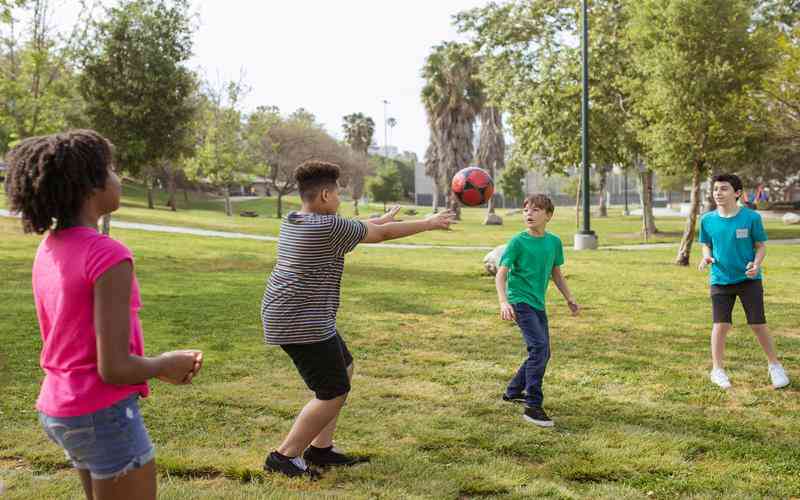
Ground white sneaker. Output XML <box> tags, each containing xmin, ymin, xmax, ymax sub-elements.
<box><xmin>769</xmin><ymin>363</ymin><xmax>790</xmax><ymax>389</ymax></box>
<box><xmin>710</xmin><ymin>368</ymin><xmax>732</xmax><ymax>389</ymax></box>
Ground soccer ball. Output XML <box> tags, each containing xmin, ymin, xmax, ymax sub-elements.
<box><xmin>451</xmin><ymin>167</ymin><xmax>494</xmax><ymax>207</ymax></box>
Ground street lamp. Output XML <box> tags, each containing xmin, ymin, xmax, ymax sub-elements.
<box><xmin>574</xmin><ymin>0</ymin><xmax>598</xmax><ymax>250</ymax></box>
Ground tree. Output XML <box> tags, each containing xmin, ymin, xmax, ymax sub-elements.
<box><xmin>628</xmin><ymin>0</ymin><xmax>777</xmax><ymax>265</ymax></box>
<box><xmin>477</xmin><ymin>105</ymin><xmax>505</xmax><ymax>222</ymax></box>
<box><xmin>497</xmin><ymin>157</ymin><xmax>527</xmax><ymax>208</ymax></box>
<box><xmin>185</xmin><ymin>79</ymin><xmax>247</xmax><ymax>217</ymax></box>
<box><xmin>421</xmin><ymin>41</ymin><xmax>483</xmax><ymax>219</ymax></box>
<box><xmin>596</xmin><ymin>165</ymin><xmax>612</xmax><ymax>217</ymax></box>
<box><xmin>259</xmin><ymin>116</ymin><xmax>362</xmax><ymax>219</ymax></box>
<box><xmin>0</xmin><ymin>0</ymin><xmax>89</xmax><ymax>150</ymax></box>
<box><xmin>367</xmin><ymin>163</ymin><xmax>402</xmax><ymax>211</ymax></box>
<box><xmin>342</xmin><ymin>112</ymin><xmax>375</xmax><ymax>215</ymax></box>
<box><xmin>81</xmin><ymin>0</ymin><xmax>198</xmax><ymax>211</ymax></box>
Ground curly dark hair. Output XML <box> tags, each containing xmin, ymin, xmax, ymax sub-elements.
<box><xmin>523</xmin><ymin>193</ymin><xmax>555</xmax><ymax>215</ymax></box>
<box><xmin>5</xmin><ymin>129</ymin><xmax>114</xmax><ymax>234</ymax></box>
<box><xmin>294</xmin><ymin>160</ymin><xmax>340</xmax><ymax>202</ymax></box>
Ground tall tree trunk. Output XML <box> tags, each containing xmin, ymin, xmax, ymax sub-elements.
<box><xmin>183</xmin><ymin>187</ymin><xmax>189</xmax><ymax>204</ymax></box>
<box><xmin>146</xmin><ymin>176</ymin><xmax>155</xmax><ymax>210</ymax></box>
<box><xmin>638</xmin><ymin>165</ymin><xmax>658</xmax><ymax>240</ymax></box>
<box><xmin>704</xmin><ymin>172</ymin><xmax>717</xmax><ymax>213</ymax></box>
<box><xmin>598</xmin><ymin>168</ymin><xmax>608</xmax><ymax>217</ymax></box>
<box><xmin>224</xmin><ymin>192</ymin><xmax>232</xmax><ymax>216</ymax></box>
<box><xmin>447</xmin><ymin>191</ymin><xmax>461</xmax><ymax>219</ymax></box>
<box><xmin>352</xmin><ymin>173</ymin><xmax>364</xmax><ymax>216</ymax></box>
<box><xmin>277</xmin><ymin>193</ymin><xmax>283</xmax><ymax>219</ymax></box>
<box><xmin>432</xmin><ymin>186</ymin><xmax>440</xmax><ymax>213</ymax></box>
<box><xmin>100</xmin><ymin>214</ymin><xmax>111</xmax><ymax>235</ymax></box>
<box><xmin>676</xmin><ymin>162</ymin><xmax>704</xmax><ymax>266</ymax></box>
<box><xmin>166</xmin><ymin>166</ymin><xmax>177</xmax><ymax>212</ymax></box>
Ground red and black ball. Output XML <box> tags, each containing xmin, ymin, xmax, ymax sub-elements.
<box><xmin>451</xmin><ymin>167</ymin><xmax>494</xmax><ymax>207</ymax></box>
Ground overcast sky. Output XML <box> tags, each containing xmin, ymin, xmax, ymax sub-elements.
<box><xmin>188</xmin><ymin>0</ymin><xmax>489</xmax><ymax>160</ymax></box>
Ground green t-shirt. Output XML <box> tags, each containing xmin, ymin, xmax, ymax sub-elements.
<box><xmin>499</xmin><ymin>231</ymin><xmax>564</xmax><ymax>311</ymax></box>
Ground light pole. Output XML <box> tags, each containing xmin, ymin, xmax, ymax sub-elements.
<box><xmin>575</xmin><ymin>0</ymin><xmax>598</xmax><ymax>250</ymax></box>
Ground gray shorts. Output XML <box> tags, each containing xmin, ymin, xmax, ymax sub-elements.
<box><xmin>710</xmin><ymin>279</ymin><xmax>766</xmax><ymax>325</ymax></box>
<box><xmin>39</xmin><ymin>394</ymin><xmax>154</xmax><ymax>480</ymax></box>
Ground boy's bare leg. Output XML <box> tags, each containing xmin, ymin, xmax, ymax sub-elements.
<box><xmin>750</xmin><ymin>324</ymin><xmax>779</xmax><ymax>364</ymax></box>
<box><xmin>277</xmin><ymin>396</ymin><xmax>346</xmax><ymax>458</ymax></box>
<box><xmin>311</xmin><ymin>364</ymin><xmax>353</xmax><ymax>448</ymax></box>
<box><xmin>711</xmin><ymin>323</ymin><xmax>732</xmax><ymax>370</ymax></box>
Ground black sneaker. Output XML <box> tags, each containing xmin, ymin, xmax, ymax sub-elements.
<box><xmin>502</xmin><ymin>392</ymin><xmax>526</xmax><ymax>404</ymax></box>
<box><xmin>523</xmin><ymin>406</ymin><xmax>554</xmax><ymax>427</ymax></box>
<box><xmin>303</xmin><ymin>445</ymin><xmax>368</xmax><ymax>467</ymax></box>
<box><xmin>264</xmin><ymin>451</ymin><xmax>321</xmax><ymax>479</ymax></box>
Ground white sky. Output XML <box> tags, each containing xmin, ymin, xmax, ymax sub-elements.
<box><xmin>188</xmin><ymin>0</ymin><xmax>489</xmax><ymax>160</ymax></box>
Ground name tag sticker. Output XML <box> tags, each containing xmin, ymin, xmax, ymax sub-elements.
<box><xmin>736</xmin><ymin>228</ymin><xmax>749</xmax><ymax>239</ymax></box>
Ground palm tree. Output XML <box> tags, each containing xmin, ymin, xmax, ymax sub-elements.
<box><xmin>342</xmin><ymin>112</ymin><xmax>375</xmax><ymax>215</ymax></box>
<box><xmin>421</xmin><ymin>42</ymin><xmax>483</xmax><ymax>219</ymax></box>
<box><xmin>477</xmin><ymin>105</ymin><xmax>505</xmax><ymax>222</ymax></box>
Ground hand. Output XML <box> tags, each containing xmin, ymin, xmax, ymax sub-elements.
<box><xmin>698</xmin><ymin>255</ymin><xmax>715</xmax><ymax>271</ymax></box>
<box><xmin>425</xmin><ymin>210</ymin><xmax>457</xmax><ymax>230</ymax></box>
<box><xmin>745</xmin><ymin>261</ymin><xmax>760</xmax><ymax>278</ymax></box>
<box><xmin>567</xmin><ymin>299</ymin><xmax>580</xmax><ymax>316</ymax></box>
<box><xmin>157</xmin><ymin>350</ymin><xmax>203</xmax><ymax>385</ymax></box>
<box><xmin>376</xmin><ymin>206</ymin><xmax>402</xmax><ymax>225</ymax></box>
<box><xmin>500</xmin><ymin>301</ymin><xmax>516</xmax><ymax>321</ymax></box>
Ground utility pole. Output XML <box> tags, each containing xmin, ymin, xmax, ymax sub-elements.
<box><xmin>574</xmin><ymin>0</ymin><xmax>598</xmax><ymax>250</ymax></box>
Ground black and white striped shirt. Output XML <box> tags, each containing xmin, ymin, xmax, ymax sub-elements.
<box><xmin>261</xmin><ymin>212</ymin><xmax>367</xmax><ymax>345</ymax></box>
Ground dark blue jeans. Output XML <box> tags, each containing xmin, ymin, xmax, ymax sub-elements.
<box><xmin>506</xmin><ymin>303</ymin><xmax>550</xmax><ymax>407</ymax></box>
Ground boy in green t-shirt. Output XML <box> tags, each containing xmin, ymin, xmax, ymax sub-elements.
<box><xmin>495</xmin><ymin>194</ymin><xmax>579</xmax><ymax>427</ymax></box>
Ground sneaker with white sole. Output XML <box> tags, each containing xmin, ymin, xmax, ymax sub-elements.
<box><xmin>523</xmin><ymin>406</ymin><xmax>554</xmax><ymax>427</ymax></box>
<box><xmin>710</xmin><ymin>368</ymin><xmax>732</xmax><ymax>389</ymax></box>
<box><xmin>769</xmin><ymin>363</ymin><xmax>790</xmax><ymax>389</ymax></box>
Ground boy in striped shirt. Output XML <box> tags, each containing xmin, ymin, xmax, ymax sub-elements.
<box><xmin>261</xmin><ymin>160</ymin><xmax>455</xmax><ymax>478</ymax></box>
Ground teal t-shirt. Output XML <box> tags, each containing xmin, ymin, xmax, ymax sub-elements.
<box><xmin>698</xmin><ymin>207</ymin><xmax>768</xmax><ymax>286</ymax></box>
<box><xmin>499</xmin><ymin>231</ymin><xmax>564</xmax><ymax>311</ymax></box>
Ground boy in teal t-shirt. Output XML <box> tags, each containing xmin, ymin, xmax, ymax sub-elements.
<box><xmin>495</xmin><ymin>194</ymin><xmax>579</xmax><ymax>427</ymax></box>
<box><xmin>698</xmin><ymin>173</ymin><xmax>789</xmax><ymax>390</ymax></box>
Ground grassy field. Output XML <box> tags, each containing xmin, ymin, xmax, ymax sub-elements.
<box><xmin>1</xmin><ymin>214</ymin><xmax>799</xmax><ymax>499</ymax></box>
<box><xmin>5</xmin><ymin>180</ymin><xmax>799</xmax><ymax>248</ymax></box>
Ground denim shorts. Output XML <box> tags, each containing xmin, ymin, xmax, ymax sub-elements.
<box><xmin>38</xmin><ymin>394</ymin><xmax>155</xmax><ymax>480</ymax></box>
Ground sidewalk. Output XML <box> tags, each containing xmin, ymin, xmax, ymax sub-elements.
<box><xmin>2</xmin><ymin>209</ymin><xmax>798</xmax><ymax>251</ymax></box>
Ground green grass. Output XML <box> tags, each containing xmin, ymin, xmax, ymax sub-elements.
<box><xmin>5</xmin><ymin>180</ymin><xmax>798</xmax><ymax>248</ymax></box>
<box><xmin>1</xmin><ymin>216</ymin><xmax>799</xmax><ymax>499</ymax></box>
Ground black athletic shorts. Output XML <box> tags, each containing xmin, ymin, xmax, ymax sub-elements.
<box><xmin>710</xmin><ymin>279</ymin><xmax>766</xmax><ymax>325</ymax></box>
<box><xmin>281</xmin><ymin>333</ymin><xmax>353</xmax><ymax>400</ymax></box>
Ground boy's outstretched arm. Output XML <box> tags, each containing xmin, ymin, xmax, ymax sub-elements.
<box><xmin>496</xmin><ymin>266</ymin><xmax>516</xmax><ymax>321</ymax></box>
<box><xmin>551</xmin><ymin>266</ymin><xmax>579</xmax><ymax>316</ymax></box>
<box><xmin>361</xmin><ymin>210</ymin><xmax>455</xmax><ymax>244</ymax></box>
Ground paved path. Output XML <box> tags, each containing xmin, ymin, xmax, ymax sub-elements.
<box><xmin>2</xmin><ymin>209</ymin><xmax>798</xmax><ymax>251</ymax></box>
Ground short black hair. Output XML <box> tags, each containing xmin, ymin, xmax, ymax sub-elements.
<box><xmin>294</xmin><ymin>160</ymin><xmax>340</xmax><ymax>202</ymax></box>
<box><xmin>523</xmin><ymin>193</ymin><xmax>555</xmax><ymax>214</ymax></box>
<box><xmin>712</xmin><ymin>173</ymin><xmax>743</xmax><ymax>198</ymax></box>
<box><xmin>5</xmin><ymin>129</ymin><xmax>113</xmax><ymax>234</ymax></box>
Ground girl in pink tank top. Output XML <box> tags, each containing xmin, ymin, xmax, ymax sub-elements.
<box><xmin>5</xmin><ymin>129</ymin><xmax>203</xmax><ymax>500</ymax></box>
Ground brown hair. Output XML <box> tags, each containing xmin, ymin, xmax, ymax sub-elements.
<box><xmin>523</xmin><ymin>194</ymin><xmax>555</xmax><ymax>214</ymax></box>
<box><xmin>5</xmin><ymin>129</ymin><xmax>113</xmax><ymax>234</ymax></box>
<box><xmin>294</xmin><ymin>160</ymin><xmax>340</xmax><ymax>202</ymax></box>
